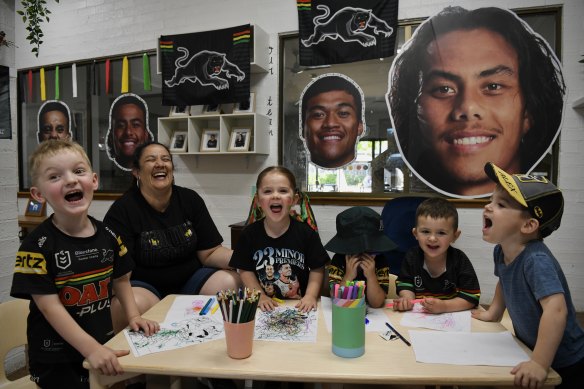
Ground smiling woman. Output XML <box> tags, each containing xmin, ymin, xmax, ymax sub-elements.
<box><xmin>103</xmin><ymin>141</ymin><xmax>241</xmax><ymax>332</ymax></box>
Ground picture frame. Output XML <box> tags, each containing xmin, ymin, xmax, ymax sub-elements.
<box><xmin>169</xmin><ymin>105</ymin><xmax>190</xmax><ymax>116</ymax></box>
<box><xmin>25</xmin><ymin>196</ymin><xmax>46</xmax><ymax>217</ymax></box>
<box><xmin>169</xmin><ymin>130</ymin><xmax>188</xmax><ymax>152</ymax></box>
<box><xmin>228</xmin><ymin>128</ymin><xmax>251</xmax><ymax>151</ymax></box>
<box><xmin>233</xmin><ymin>92</ymin><xmax>255</xmax><ymax>113</ymax></box>
<box><xmin>203</xmin><ymin>104</ymin><xmax>222</xmax><ymax>114</ymax></box>
<box><xmin>200</xmin><ymin>129</ymin><xmax>220</xmax><ymax>152</ymax></box>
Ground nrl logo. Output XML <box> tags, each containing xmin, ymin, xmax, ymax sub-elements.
<box><xmin>55</xmin><ymin>250</ymin><xmax>71</xmax><ymax>270</ymax></box>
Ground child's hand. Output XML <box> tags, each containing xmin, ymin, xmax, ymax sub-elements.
<box><xmin>359</xmin><ymin>253</ymin><xmax>376</xmax><ymax>279</ymax></box>
<box><xmin>420</xmin><ymin>297</ymin><xmax>444</xmax><ymax>313</ymax></box>
<box><xmin>471</xmin><ymin>308</ymin><xmax>496</xmax><ymax>322</ymax></box>
<box><xmin>258</xmin><ymin>293</ymin><xmax>277</xmax><ymax>312</ymax></box>
<box><xmin>344</xmin><ymin>254</ymin><xmax>361</xmax><ymax>281</ymax></box>
<box><xmin>511</xmin><ymin>360</ymin><xmax>548</xmax><ymax>388</ymax></box>
<box><xmin>128</xmin><ymin>316</ymin><xmax>159</xmax><ymax>336</ymax></box>
<box><xmin>296</xmin><ymin>295</ymin><xmax>317</xmax><ymax>312</ymax></box>
<box><xmin>86</xmin><ymin>345</ymin><xmax>129</xmax><ymax>376</ymax></box>
<box><xmin>392</xmin><ymin>297</ymin><xmax>416</xmax><ymax>311</ymax></box>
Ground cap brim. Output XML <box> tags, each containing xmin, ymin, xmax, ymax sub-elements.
<box><xmin>324</xmin><ymin>233</ymin><xmax>397</xmax><ymax>254</ymax></box>
<box><xmin>484</xmin><ymin>162</ymin><xmax>527</xmax><ymax>207</ymax></box>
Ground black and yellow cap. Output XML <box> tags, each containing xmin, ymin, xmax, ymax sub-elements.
<box><xmin>485</xmin><ymin>162</ymin><xmax>564</xmax><ymax>238</ymax></box>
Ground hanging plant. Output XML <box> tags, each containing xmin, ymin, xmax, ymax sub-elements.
<box><xmin>16</xmin><ymin>0</ymin><xmax>60</xmax><ymax>57</ymax></box>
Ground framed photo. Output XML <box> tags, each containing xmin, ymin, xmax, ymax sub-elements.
<box><xmin>169</xmin><ymin>105</ymin><xmax>190</xmax><ymax>116</ymax></box>
<box><xmin>169</xmin><ymin>130</ymin><xmax>188</xmax><ymax>152</ymax></box>
<box><xmin>200</xmin><ymin>129</ymin><xmax>220</xmax><ymax>152</ymax></box>
<box><xmin>25</xmin><ymin>196</ymin><xmax>46</xmax><ymax>217</ymax></box>
<box><xmin>234</xmin><ymin>92</ymin><xmax>255</xmax><ymax>113</ymax></box>
<box><xmin>203</xmin><ymin>104</ymin><xmax>222</xmax><ymax>114</ymax></box>
<box><xmin>228</xmin><ymin>128</ymin><xmax>251</xmax><ymax>151</ymax></box>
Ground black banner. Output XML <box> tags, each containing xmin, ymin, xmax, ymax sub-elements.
<box><xmin>160</xmin><ymin>24</ymin><xmax>251</xmax><ymax>106</ymax></box>
<box><xmin>298</xmin><ymin>0</ymin><xmax>399</xmax><ymax>66</ymax></box>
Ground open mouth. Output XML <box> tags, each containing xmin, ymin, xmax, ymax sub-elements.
<box><xmin>65</xmin><ymin>190</ymin><xmax>83</xmax><ymax>202</ymax></box>
<box><xmin>153</xmin><ymin>171</ymin><xmax>167</xmax><ymax>179</ymax></box>
<box><xmin>484</xmin><ymin>216</ymin><xmax>493</xmax><ymax>229</ymax></box>
<box><xmin>270</xmin><ymin>204</ymin><xmax>283</xmax><ymax>213</ymax></box>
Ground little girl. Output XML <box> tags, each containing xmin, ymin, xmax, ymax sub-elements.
<box><xmin>229</xmin><ymin>166</ymin><xmax>329</xmax><ymax>312</ymax></box>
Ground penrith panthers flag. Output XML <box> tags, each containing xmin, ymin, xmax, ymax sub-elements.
<box><xmin>160</xmin><ymin>25</ymin><xmax>251</xmax><ymax>106</ymax></box>
<box><xmin>298</xmin><ymin>0</ymin><xmax>399</xmax><ymax>66</ymax></box>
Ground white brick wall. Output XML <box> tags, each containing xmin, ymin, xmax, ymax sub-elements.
<box><xmin>3</xmin><ymin>0</ymin><xmax>584</xmax><ymax>311</ymax></box>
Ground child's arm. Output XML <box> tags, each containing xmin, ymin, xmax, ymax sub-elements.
<box><xmin>240</xmin><ymin>269</ymin><xmax>277</xmax><ymax>312</ymax></box>
<box><xmin>112</xmin><ymin>274</ymin><xmax>159</xmax><ymax>336</ymax></box>
<box><xmin>32</xmin><ymin>294</ymin><xmax>128</xmax><ymax>376</ymax></box>
<box><xmin>420</xmin><ymin>296</ymin><xmax>475</xmax><ymax>314</ymax></box>
<box><xmin>510</xmin><ymin>293</ymin><xmax>567</xmax><ymax>388</ymax></box>
<box><xmin>472</xmin><ymin>281</ymin><xmax>506</xmax><ymax>322</ymax></box>
<box><xmin>296</xmin><ymin>266</ymin><xmax>324</xmax><ymax>313</ymax></box>
<box><xmin>359</xmin><ymin>253</ymin><xmax>385</xmax><ymax>308</ymax></box>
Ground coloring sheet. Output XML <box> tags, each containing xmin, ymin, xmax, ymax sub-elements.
<box><xmin>124</xmin><ymin>295</ymin><xmax>225</xmax><ymax>357</ymax></box>
<box><xmin>164</xmin><ymin>295</ymin><xmax>224</xmax><ymax>323</ymax></box>
<box><xmin>410</xmin><ymin>330</ymin><xmax>529</xmax><ymax>366</ymax></box>
<box><xmin>254</xmin><ymin>307</ymin><xmax>318</xmax><ymax>342</ymax></box>
<box><xmin>400</xmin><ymin>303</ymin><xmax>471</xmax><ymax>332</ymax></box>
<box><xmin>320</xmin><ymin>296</ymin><xmax>389</xmax><ymax>333</ymax></box>
<box><xmin>124</xmin><ymin>315</ymin><xmax>224</xmax><ymax>357</ymax></box>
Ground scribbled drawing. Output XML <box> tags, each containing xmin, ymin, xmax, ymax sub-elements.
<box><xmin>400</xmin><ymin>303</ymin><xmax>471</xmax><ymax>332</ymax></box>
<box><xmin>125</xmin><ymin>316</ymin><xmax>224</xmax><ymax>356</ymax></box>
<box><xmin>254</xmin><ymin>307</ymin><xmax>318</xmax><ymax>342</ymax></box>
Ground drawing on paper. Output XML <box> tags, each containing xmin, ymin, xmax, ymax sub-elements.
<box><xmin>254</xmin><ymin>307</ymin><xmax>318</xmax><ymax>342</ymax></box>
<box><xmin>125</xmin><ymin>316</ymin><xmax>224</xmax><ymax>356</ymax></box>
<box><xmin>400</xmin><ymin>303</ymin><xmax>471</xmax><ymax>332</ymax></box>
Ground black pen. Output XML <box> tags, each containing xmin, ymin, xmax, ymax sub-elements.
<box><xmin>385</xmin><ymin>322</ymin><xmax>411</xmax><ymax>347</ymax></box>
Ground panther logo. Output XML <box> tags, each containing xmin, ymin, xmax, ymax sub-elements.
<box><xmin>164</xmin><ymin>48</ymin><xmax>246</xmax><ymax>90</ymax></box>
<box><xmin>302</xmin><ymin>5</ymin><xmax>393</xmax><ymax>48</ymax></box>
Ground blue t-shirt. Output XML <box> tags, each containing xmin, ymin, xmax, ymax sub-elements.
<box><xmin>495</xmin><ymin>240</ymin><xmax>584</xmax><ymax>369</ymax></box>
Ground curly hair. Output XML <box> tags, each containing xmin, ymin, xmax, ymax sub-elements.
<box><xmin>37</xmin><ymin>100</ymin><xmax>72</xmax><ymax>143</ymax></box>
<box><xmin>388</xmin><ymin>6</ymin><xmax>565</xmax><ymax>172</ymax></box>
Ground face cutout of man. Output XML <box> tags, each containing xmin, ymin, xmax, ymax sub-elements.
<box><xmin>37</xmin><ymin>101</ymin><xmax>72</xmax><ymax>143</ymax></box>
<box><xmin>106</xmin><ymin>94</ymin><xmax>153</xmax><ymax>171</ymax></box>
<box><xmin>417</xmin><ymin>28</ymin><xmax>531</xmax><ymax>195</ymax></box>
<box><xmin>300</xmin><ymin>74</ymin><xmax>365</xmax><ymax>169</ymax></box>
<box><xmin>387</xmin><ymin>6</ymin><xmax>565</xmax><ymax>198</ymax></box>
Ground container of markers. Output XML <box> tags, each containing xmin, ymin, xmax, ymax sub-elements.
<box><xmin>217</xmin><ymin>288</ymin><xmax>260</xmax><ymax>359</ymax></box>
<box><xmin>331</xmin><ymin>282</ymin><xmax>366</xmax><ymax>358</ymax></box>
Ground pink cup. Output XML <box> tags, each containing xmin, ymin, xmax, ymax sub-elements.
<box><xmin>223</xmin><ymin>320</ymin><xmax>255</xmax><ymax>359</ymax></box>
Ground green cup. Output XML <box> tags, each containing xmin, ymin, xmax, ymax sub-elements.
<box><xmin>332</xmin><ymin>300</ymin><xmax>365</xmax><ymax>358</ymax></box>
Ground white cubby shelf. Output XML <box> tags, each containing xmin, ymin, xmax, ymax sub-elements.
<box><xmin>158</xmin><ymin>113</ymin><xmax>269</xmax><ymax>155</ymax></box>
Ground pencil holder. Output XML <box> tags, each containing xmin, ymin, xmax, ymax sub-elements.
<box><xmin>331</xmin><ymin>299</ymin><xmax>366</xmax><ymax>358</ymax></box>
<box><xmin>223</xmin><ymin>319</ymin><xmax>255</xmax><ymax>359</ymax></box>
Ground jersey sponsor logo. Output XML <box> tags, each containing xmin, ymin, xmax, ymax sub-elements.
<box><xmin>60</xmin><ymin>278</ymin><xmax>111</xmax><ymax>317</ymax></box>
<box><xmin>116</xmin><ymin>236</ymin><xmax>128</xmax><ymax>257</ymax></box>
<box><xmin>37</xmin><ymin>236</ymin><xmax>47</xmax><ymax>247</ymax></box>
<box><xmin>15</xmin><ymin>251</ymin><xmax>47</xmax><ymax>274</ymax></box>
<box><xmin>55</xmin><ymin>250</ymin><xmax>72</xmax><ymax>270</ymax></box>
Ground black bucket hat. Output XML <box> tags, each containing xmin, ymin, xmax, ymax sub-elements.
<box><xmin>325</xmin><ymin>206</ymin><xmax>397</xmax><ymax>254</ymax></box>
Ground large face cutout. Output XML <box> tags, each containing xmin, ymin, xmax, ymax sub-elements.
<box><xmin>105</xmin><ymin>93</ymin><xmax>154</xmax><ymax>171</ymax></box>
<box><xmin>299</xmin><ymin>73</ymin><xmax>366</xmax><ymax>170</ymax></box>
<box><xmin>386</xmin><ymin>6</ymin><xmax>564</xmax><ymax>198</ymax></box>
<box><xmin>37</xmin><ymin>100</ymin><xmax>72</xmax><ymax>143</ymax></box>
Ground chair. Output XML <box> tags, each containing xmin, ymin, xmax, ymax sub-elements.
<box><xmin>0</xmin><ymin>299</ymin><xmax>34</xmax><ymax>389</ymax></box>
<box><xmin>381</xmin><ymin>196</ymin><xmax>427</xmax><ymax>276</ymax></box>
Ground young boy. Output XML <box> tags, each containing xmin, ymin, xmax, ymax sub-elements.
<box><xmin>325</xmin><ymin>206</ymin><xmax>397</xmax><ymax>308</ymax></box>
<box><xmin>393</xmin><ymin>197</ymin><xmax>481</xmax><ymax>313</ymax></box>
<box><xmin>472</xmin><ymin>162</ymin><xmax>584</xmax><ymax>388</ymax></box>
<box><xmin>11</xmin><ymin>139</ymin><xmax>159</xmax><ymax>389</ymax></box>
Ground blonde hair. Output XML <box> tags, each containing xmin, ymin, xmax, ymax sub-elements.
<box><xmin>29</xmin><ymin>139</ymin><xmax>92</xmax><ymax>186</ymax></box>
